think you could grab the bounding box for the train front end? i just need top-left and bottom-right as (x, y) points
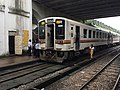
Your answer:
(38, 17), (68, 63)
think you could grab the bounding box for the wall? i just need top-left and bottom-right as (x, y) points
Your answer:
(0, 12), (5, 55)
(0, 0), (32, 55)
(0, 0), (6, 55)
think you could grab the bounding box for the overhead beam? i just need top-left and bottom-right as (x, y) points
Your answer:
(34, 0), (120, 19)
(72, 10), (120, 20)
(63, 3), (120, 14)
(42, 0), (69, 5)
(58, 1), (120, 12)
(50, 0), (109, 9)
(67, 6), (120, 16)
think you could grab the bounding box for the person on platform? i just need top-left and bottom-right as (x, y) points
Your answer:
(32, 40), (37, 57)
(27, 39), (32, 56)
(35, 39), (40, 58)
(89, 44), (94, 60)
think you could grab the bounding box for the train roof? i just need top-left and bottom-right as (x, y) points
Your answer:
(38, 17), (96, 28)
(38, 17), (120, 36)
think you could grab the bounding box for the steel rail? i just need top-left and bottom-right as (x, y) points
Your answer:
(112, 74), (120, 90)
(79, 53), (120, 90)
(0, 46), (118, 90)
(32, 47), (120, 90)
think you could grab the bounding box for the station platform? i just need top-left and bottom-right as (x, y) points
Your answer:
(0, 56), (38, 67)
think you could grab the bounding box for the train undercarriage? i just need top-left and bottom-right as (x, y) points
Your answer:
(40, 50), (79, 63)
(39, 42), (120, 63)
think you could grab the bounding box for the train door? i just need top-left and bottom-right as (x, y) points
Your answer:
(70, 24), (75, 49)
(108, 32), (112, 45)
(75, 26), (80, 51)
(107, 33), (110, 45)
(47, 24), (54, 48)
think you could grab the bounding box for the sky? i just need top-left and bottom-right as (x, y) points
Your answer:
(95, 16), (120, 31)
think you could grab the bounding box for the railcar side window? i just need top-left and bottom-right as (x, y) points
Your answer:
(39, 21), (45, 39)
(55, 19), (65, 39)
(103, 33), (105, 38)
(96, 32), (99, 38)
(71, 33), (73, 37)
(105, 33), (107, 38)
(101, 33), (103, 38)
(83, 29), (87, 38)
(93, 31), (95, 38)
(89, 30), (92, 38)
(71, 27), (73, 30)
(100, 32), (102, 38)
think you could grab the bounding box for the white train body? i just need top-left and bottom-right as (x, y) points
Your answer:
(38, 17), (120, 62)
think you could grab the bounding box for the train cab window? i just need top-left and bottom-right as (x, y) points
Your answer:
(93, 31), (95, 38)
(83, 29), (87, 38)
(89, 30), (92, 38)
(55, 19), (65, 39)
(39, 21), (45, 39)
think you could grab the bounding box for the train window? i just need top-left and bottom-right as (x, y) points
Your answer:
(96, 32), (99, 38)
(71, 27), (73, 30)
(71, 33), (73, 37)
(83, 29), (87, 38)
(100, 32), (102, 38)
(105, 33), (107, 38)
(108, 33), (110, 38)
(93, 31), (95, 38)
(103, 33), (105, 38)
(101, 33), (103, 38)
(89, 30), (92, 38)
(107, 33), (108, 38)
(39, 21), (45, 39)
(55, 19), (65, 39)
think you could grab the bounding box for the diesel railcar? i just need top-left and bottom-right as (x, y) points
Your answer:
(38, 17), (120, 63)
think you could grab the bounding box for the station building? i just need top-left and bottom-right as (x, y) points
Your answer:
(0, 0), (32, 56)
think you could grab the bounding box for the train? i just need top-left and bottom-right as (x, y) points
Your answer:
(38, 17), (120, 63)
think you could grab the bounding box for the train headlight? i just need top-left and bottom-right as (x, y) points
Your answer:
(41, 22), (45, 25)
(56, 20), (62, 24)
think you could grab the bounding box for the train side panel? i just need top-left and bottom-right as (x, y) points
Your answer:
(38, 17), (120, 63)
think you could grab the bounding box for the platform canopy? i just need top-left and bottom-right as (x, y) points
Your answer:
(33, 0), (120, 20)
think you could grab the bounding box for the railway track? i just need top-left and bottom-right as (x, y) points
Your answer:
(79, 53), (120, 90)
(0, 46), (119, 90)
(0, 61), (67, 90)
(42, 46), (120, 90)
(112, 74), (120, 90)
